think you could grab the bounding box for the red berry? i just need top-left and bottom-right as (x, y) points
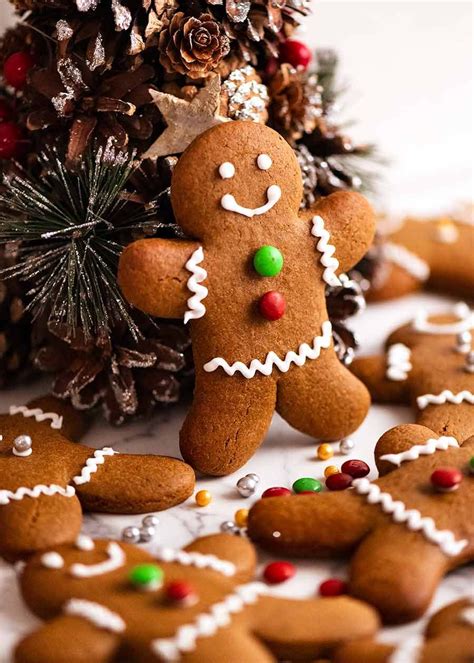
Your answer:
(279, 39), (312, 70)
(264, 57), (278, 78)
(0, 122), (24, 159)
(3, 51), (35, 89)
(164, 580), (198, 605)
(262, 486), (292, 498)
(341, 459), (370, 478)
(431, 467), (462, 492)
(0, 98), (13, 123)
(319, 578), (348, 597)
(259, 291), (286, 321)
(263, 561), (295, 584)
(325, 472), (353, 491)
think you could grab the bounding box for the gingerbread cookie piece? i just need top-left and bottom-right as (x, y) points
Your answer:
(350, 302), (474, 441)
(119, 121), (375, 476)
(0, 397), (195, 560)
(335, 598), (474, 662)
(248, 423), (473, 623)
(15, 533), (379, 662)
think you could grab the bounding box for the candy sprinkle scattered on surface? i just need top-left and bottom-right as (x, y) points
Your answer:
(195, 490), (212, 507)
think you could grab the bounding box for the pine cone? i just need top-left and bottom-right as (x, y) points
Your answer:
(34, 314), (193, 425)
(159, 12), (230, 80)
(325, 275), (365, 366)
(221, 64), (269, 122)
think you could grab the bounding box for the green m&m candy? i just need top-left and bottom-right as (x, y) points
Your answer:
(253, 245), (283, 277)
(129, 563), (164, 591)
(292, 477), (322, 494)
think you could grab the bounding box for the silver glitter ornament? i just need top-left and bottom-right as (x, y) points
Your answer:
(220, 521), (239, 535)
(465, 350), (474, 374)
(339, 438), (355, 455)
(139, 526), (156, 543)
(456, 330), (472, 354)
(142, 515), (159, 528)
(236, 474), (258, 497)
(12, 435), (32, 457)
(122, 526), (141, 544)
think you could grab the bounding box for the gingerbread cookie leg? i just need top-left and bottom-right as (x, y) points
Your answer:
(180, 370), (277, 476)
(276, 352), (370, 440)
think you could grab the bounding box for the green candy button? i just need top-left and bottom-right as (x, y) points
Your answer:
(129, 564), (164, 591)
(292, 477), (322, 494)
(253, 246), (283, 277)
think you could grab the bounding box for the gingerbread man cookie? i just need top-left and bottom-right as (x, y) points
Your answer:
(350, 302), (474, 441)
(0, 396), (194, 560)
(119, 121), (375, 475)
(335, 598), (474, 662)
(248, 423), (473, 623)
(15, 533), (379, 662)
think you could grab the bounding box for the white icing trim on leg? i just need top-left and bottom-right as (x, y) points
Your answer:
(184, 247), (208, 324)
(203, 321), (332, 378)
(155, 548), (235, 577)
(64, 598), (126, 633)
(413, 302), (474, 335)
(69, 542), (125, 578)
(311, 215), (341, 286)
(151, 582), (266, 661)
(9, 405), (63, 430)
(0, 484), (75, 505)
(381, 242), (430, 281)
(380, 436), (459, 466)
(386, 343), (412, 381)
(417, 390), (474, 410)
(72, 448), (116, 486)
(352, 478), (468, 557)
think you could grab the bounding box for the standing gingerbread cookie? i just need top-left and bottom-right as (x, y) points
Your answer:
(119, 121), (375, 475)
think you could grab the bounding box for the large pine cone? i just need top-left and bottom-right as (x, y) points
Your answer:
(159, 12), (230, 79)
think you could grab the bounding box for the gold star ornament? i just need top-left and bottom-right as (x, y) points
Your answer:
(142, 75), (229, 159)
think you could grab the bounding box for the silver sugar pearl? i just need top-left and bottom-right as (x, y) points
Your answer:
(122, 526), (141, 544)
(12, 434), (32, 456)
(465, 350), (474, 374)
(246, 473), (260, 484)
(456, 330), (472, 354)
(339, 438), (355, 455)
(220, 520), (239, 535)
(142, 514), (159, 528)
(139, 526), (156, 543)
(236, 475), (257, 497)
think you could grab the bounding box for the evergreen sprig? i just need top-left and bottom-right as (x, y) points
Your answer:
(0, 143), (157, 341)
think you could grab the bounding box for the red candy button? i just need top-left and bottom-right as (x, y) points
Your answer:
(325, 472), (353, 491)
(319, 578), (348, 597)
(263, 561), (295, 584)
(341, 459), (370, 478)
(431, 467), (462, 492)
(262, 486), (292, 498)
(165, 580), (198, 605)
(259, 291), (286, 321)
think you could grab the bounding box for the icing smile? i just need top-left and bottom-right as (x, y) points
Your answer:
(221, 185), (281, 218)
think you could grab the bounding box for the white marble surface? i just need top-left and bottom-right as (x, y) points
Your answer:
(0, 292), (472, 661)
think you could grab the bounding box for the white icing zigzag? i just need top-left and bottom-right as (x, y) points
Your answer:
(204, 321), (332, 378)
(0, 484), (75, 505)
(9, 405), (63, 430)
(381, 242), (430, 281)
(413, 302), (474, 335)
(151, 582), (266, 661)
(72, 448), (116, 486)
(352, 478), (468, 557)
(417, 390), (474, 410)
(386, 343), (412, 381)
(311, 215), (341, 286)
(155, 548), (235, 577)
(380, 436), (459, 466)
(65, 598), (126, 633)
(69, 541), (125, 578)
(184, 247), (208, 324)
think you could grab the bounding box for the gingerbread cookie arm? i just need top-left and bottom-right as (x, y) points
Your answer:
(334, 639), (394, 663)
(184, 533), (257, 582)
(118, 238), (200, 318)
(25, 396), (89, 441)
(375, 424), (442, 476)
(308, 191), (376, 274)
(250, 595), (379, 660)
(15, 614), (120, 663)
(350, 354), (410, 404)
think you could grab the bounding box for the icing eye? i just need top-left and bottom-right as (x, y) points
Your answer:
(219, 162), (235, 179)
(257, 154), (272, 170)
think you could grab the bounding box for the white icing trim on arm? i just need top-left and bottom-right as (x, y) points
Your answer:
(184, 247), (208, 324)
(413, 302), (474, 335)
(64, 598), (126, 633)
(386, 343), (412, 381)
(204, 321), (332, 378)
(151, 582), (266, 661)
(9, 405), (63, 430)
(220, 185), (281, 218)
(72, 448), (116, 486)
(380, 436), (459, 466)
(311, 215), (341, 286)
(0, 484), (75, 505)
(155, 548), (236, 577)
(417, 390), (474, 410)
(381, 242), (430, 281)
(69, 541), (125, 578)
(352, 478), (468, 557)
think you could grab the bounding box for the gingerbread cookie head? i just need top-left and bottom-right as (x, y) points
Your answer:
(16, 533), (379, 662)
(171, 122), (303, 239)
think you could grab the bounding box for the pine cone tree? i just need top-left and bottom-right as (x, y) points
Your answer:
(325, 275), (365, 366)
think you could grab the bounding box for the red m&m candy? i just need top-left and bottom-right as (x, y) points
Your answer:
(430, 467), (462, 492)
(164, 580), (198, 606)
(325, 472), (353, 491)
(341, 459), (370, 478)
(319, 578), (348, 597)
(263, 561), (295, 584)
(259, 291), (286, 321)
(262, 486), (291, 498)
